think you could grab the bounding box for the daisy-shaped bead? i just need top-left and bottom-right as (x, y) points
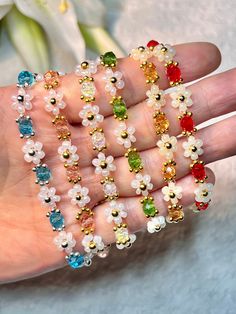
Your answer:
(146, 85), (166, 110)
(58, 141), (79, 165)
(114, 122), (136, 149)
(38, 186), (60, 207)
(170, 85), (193, 113)
(53, 231), (76, 254)
(22, 139), (45, 164)
(104, 200), (127, 224)
(183, 136), (204, 160)
(194, 183), (214, 203)
(44, 89), (66, 115)
(82, 234), (105, 254)
(68, 184), (90, 207)
(152, 43), (176, 62)
(11, 88), (33, 114)
(92, 152), (116, 177)
(102, 68), (125, 96)
(147, 215), (166, 233)
(130, 46), (151, 62)
(157, 134), (177, 159)
(75, 60), (98, 77)
(79, 104), (104, 128)
(162, 182), (183, 204)
(131, 173), (153, 196)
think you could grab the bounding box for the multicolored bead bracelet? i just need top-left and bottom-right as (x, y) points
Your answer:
(146, 40), (214, 212)
(11, 70), (88, 269)
(130, 46), (184, 223)
(99, 52), (166, 233)
(75, 59), (136, 249)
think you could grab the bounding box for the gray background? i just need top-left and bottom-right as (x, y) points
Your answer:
(0, 1), (236, 314)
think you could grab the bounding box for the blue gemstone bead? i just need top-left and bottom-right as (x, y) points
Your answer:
(49, 211), (64, 230)
(18, 71), (34, 87)
(18, 116), (34, 137)
(35, 165), (51, 183)
(66, 253), (85, 269)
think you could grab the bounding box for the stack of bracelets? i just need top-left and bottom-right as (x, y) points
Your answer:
(11, 40), (214, 270)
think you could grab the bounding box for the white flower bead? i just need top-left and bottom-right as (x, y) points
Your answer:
(103, 181), (117, 198)
(170, 85), (193, 113)
(130, 46), (151, 62)
(68, 184), (90, 207)
(194, 183), (214, 203)
(22, 139), (45, 164)
(131, 173), (153, 196)
(102, 68), (125, 96)
(44, 89), (66, 115)
(75, 60), (98, 77)
(162, 182), (183, 204)
(79, 104), (104, 128)
(114, 122), (136, 149)
(147, 216), (166, 233)
(38, 186), (60, 207)
(53, 231), (76, 254)
(152, 43), (176, 62)
(146, 85), (166, 110)
(82, 234), (105, 254)
(11, 88), (33, 114)
(58, 141), (79, 164)
(104, 200), (127, 224)
(92, 152), (116, 177)
(157, 134), (177, 159)
(182, 136), (204, 160)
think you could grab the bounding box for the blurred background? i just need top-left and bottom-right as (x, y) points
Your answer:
(0, 1), (236, 313)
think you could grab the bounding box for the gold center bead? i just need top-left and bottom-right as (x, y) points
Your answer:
(178, 95), (185, 102)
(140, 182), (147, 191)
(165, 142), (172, 149)
(110, 77), (117, 84)
(89, 241), (96, 250)
(121, 131), (128, 139)
(202, 191), (208, 197)
(112, 210), (119, 217)
(169, 192), (176, 198)
(87, 113), (94, 121)
(191, 145), (197, 152)
(100, 161), (107, 169)
(63, 150), (70, 159)
(76, 194), (82, 201)
(50, 97), (57, 105)
(81, 61), (89, 69)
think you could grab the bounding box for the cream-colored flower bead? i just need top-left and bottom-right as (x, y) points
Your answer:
(58, 141), (79, 164)
(146, 85), (166, 110)
(182, 136), (204, 160)
(22, 139), (45, 164)
(130, 46), (151, 62)
(53, 231), (76, 254)
(162, 182), (183, 205)
(92, 152), (116, 177)
(75, 60), (98, 77)
(11, 88), (33, 114)
(131, 173), (153, 196)
(157, 134), (177, 159)
(152, 43), (176, 62)
(44, 89), (66, 116)
(170, 85), (193, 113)
(79, 104), (104, 128)
(104, 200), (127, 224)
(114, 122), (136, 149)
(194, 183), (214, 203)
(147, 216), (166, 233)
(82, 234), (105, 254)
(68, 184), (90, 207)
(102, 68), (125, 96)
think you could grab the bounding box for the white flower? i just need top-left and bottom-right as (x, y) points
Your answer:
(102, 68), (125, 96)
(22, 139), (45, 164)
(194, 183), (214, 203)
(79, 104), (104, 128)
(152, 43), (176, 62)
(53, 231), (76, 254)
(92, 152), (116, 177)
(114, 226), (136, 250)
(130, 46), (151, 62)
(44, 89), (66, 115)
(11, 87), (33, 114)
(146, 85), (166, 110)
(82, 234), (105, 254)
(58, 141), (79, 164)
(162, 182), (183, 204)
(68, 184), (90, 207)
(38, 186), (60, 207)
(114, 122), (136, 149)
(183, 136), (204, 160)
(170, 85), (193, 113)
(131, 173), (153, 196)
(103, 181), (118, 199)
(157, 134), (177, 159)
(147, 216), (166, 233)
(104, 201), (127, 224)
(75, 60), (98, 77)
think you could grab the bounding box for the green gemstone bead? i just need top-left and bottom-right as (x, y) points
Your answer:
(128, 151), (142, 171)
(112, 98), (127, 119)
(142, 198), (157, 216)
(101, 51), (117, 67)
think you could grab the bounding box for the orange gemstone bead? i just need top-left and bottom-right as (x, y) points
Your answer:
(153, 111), (169, 134)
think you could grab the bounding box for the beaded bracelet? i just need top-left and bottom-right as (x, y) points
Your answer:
(146, 40), (214, 212)
(11, 70), (88, 269)
(99, 52), (166, 233)
(42, 70), (108, 259)
(130, 46), (184, 223)
(75, 59), (136, 249)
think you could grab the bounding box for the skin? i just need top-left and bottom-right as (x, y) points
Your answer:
(0, 42), (235, 284)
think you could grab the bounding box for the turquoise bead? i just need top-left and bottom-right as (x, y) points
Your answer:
(49, 211), (64, 230)
(66, 252), (84, 269)
(18, 71), (34, 87)
(35, 165), (51, 184)
(17, 116), (34, 137)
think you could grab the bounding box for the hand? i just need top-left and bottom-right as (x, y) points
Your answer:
(0, 42), (235, 283)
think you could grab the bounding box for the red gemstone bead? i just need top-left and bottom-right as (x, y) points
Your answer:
(147, 40), (159, 48)
(195, 201), (209, 211)
(180, 115), (195, 133)
(191, 162), (206, 181)
(166, 63), (181, 83)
